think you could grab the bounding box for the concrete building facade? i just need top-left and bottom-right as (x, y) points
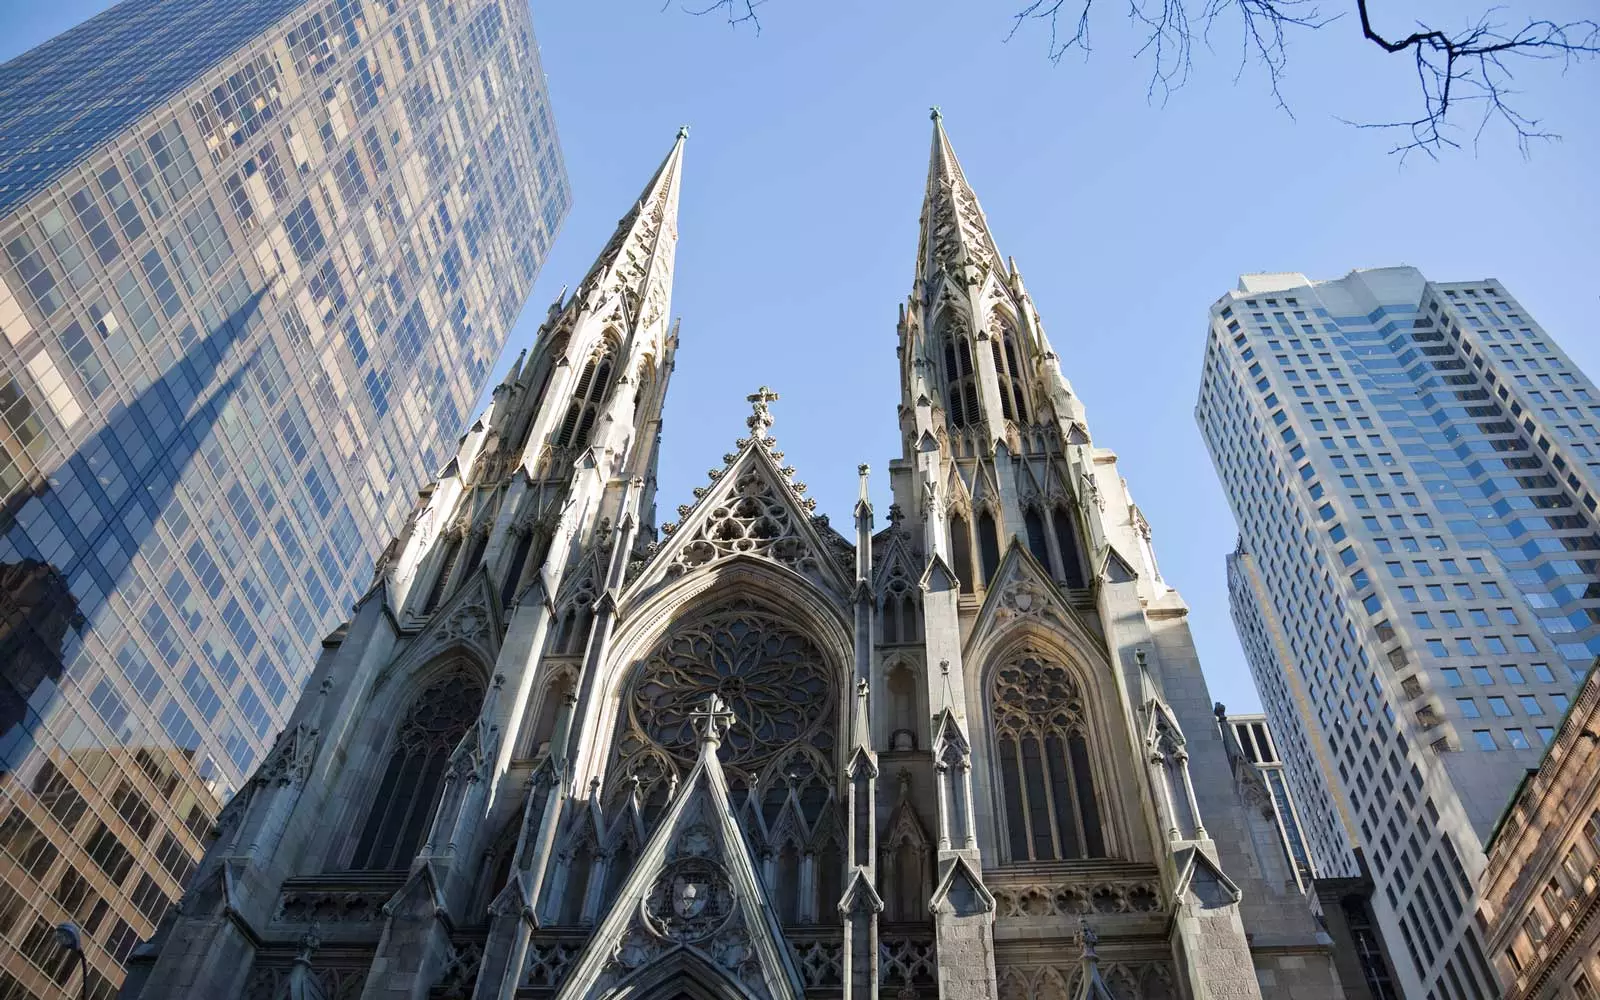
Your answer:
(0, 0), (567, 993)
(121, 118), (1354, 1000)
(1197, 266), (1600, 999)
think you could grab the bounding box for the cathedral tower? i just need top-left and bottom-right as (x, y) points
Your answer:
(123, 119), (1354, 1000)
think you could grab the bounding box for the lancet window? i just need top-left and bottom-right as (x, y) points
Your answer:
(607, 600), (841, 920)
(977, 510), (1002, 583)
(949, 512), (975, 594)
(989, 319), (1029, 424)
(990, 656), (1105, 861)
(550, 574), (596, 656)
(553, 337), (616, 449)
(1024, 506), (1051, 567)
(1052, 505), (1087, 589)
(421, 534), (462, 614)
(350, 668), (483, 870)
(879, 563), (921, 645)
(940, 320), (979, 429)
(499, 528), (537, 608)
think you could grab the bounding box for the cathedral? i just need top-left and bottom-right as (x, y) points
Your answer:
(121, 117), (1353, 1000)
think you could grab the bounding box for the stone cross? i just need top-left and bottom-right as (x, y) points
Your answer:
(691, 694), (735, 747)
(746, 386), (781, 437)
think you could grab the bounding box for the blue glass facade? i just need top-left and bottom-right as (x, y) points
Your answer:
(1198, 267), (1600, 1000)
(0, 0), (568, 994)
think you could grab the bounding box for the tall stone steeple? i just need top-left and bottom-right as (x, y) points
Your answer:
(119, 132), (688, 1000)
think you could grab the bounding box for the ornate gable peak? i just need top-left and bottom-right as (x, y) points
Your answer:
(383, 568), (501, 689)
(965, 542), (1099, 659)
(1071, 922), (1119, 1000)
(628, 390), (853, 599)
(552, 699), (804, 1000)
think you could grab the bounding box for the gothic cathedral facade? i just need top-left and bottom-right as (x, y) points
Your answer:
(122, 119), (1351, 1000)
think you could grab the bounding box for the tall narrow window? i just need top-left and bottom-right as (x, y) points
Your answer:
(977, 510), (1001, 585)
(1003, 329), (1029, 424)
(950, 514), (974, 594)
(991, 656), (1104, 861)
(943, 340), (966, 428)
(500, 530), (536, 608)
(351, 670), (483, 870)
(959, 340), (979, 425)
(990, 339), (1014, 420)
(422, 536), (462, 614)
(1024, 507), (1050, 566)
(554, 342), (615, 449)
(1052, 505), (1086, 589)
(458, 531), (487, 587)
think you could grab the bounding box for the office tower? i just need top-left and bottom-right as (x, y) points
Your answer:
(1217, 709), (1315, 885)
(126, 117), (1356, 1000)
(0, 0), (567, 993)
(1482, 658), (1600, 999)
(1197, 266), (1600, 998)
(1216, 707), (1403, 999)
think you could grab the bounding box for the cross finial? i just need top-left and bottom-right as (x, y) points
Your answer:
(746, 386), (781, 440)
(677, 124), (691, 139)
(690, 694), (735, 749)
(929, 106), (942, 121)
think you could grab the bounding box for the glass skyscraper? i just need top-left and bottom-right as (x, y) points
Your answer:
(0, 0), (568, 994)
(1196, 266), (1600, 1000)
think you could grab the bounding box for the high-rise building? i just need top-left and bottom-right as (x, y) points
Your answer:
(1197, 266), (1600, 998)
(1215, 708), (1403, 1000)
(1217, 709), (1314, 885)
(124, 117), (1357, 1000)
(0, 0), (567, 993)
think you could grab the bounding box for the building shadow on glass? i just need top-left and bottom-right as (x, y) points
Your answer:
(0, 287), (267, 777)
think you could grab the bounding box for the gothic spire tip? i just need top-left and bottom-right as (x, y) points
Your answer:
(677, 124), (691, 139)
(929, 105), (942, 121)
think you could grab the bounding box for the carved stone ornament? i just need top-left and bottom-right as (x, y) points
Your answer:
(993, 578), (1068, 630)
(644, 855), (736, 943)
(256, 723), (321, 788)
(990, 879), (1164, 919)
(443, 601), (490, 642)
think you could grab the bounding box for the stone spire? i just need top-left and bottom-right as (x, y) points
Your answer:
(919, 111), (1003, 288)
(572, 128), (687, 331)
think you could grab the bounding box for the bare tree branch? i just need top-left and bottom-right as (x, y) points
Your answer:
(677, 1), (1600, 157)
(1346, 1), (1600, 158)
(670, 0), (765, 33)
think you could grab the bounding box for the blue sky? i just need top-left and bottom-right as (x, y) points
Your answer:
(4, 1), (1598, 713)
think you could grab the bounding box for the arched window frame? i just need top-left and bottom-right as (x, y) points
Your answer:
(347, 664), (485, 871)
(986, 652), (1109, 863)
(553, 334), (618, 450)
(602, 597), (847, 925)
(948, 509), (975, 595)
(420, 531), (464, 615)
(988, 316), (1031, 426)
(976, 507), (1002, 584)
(937, 314), (979, 430)
(1050, 502), (1088, 589)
